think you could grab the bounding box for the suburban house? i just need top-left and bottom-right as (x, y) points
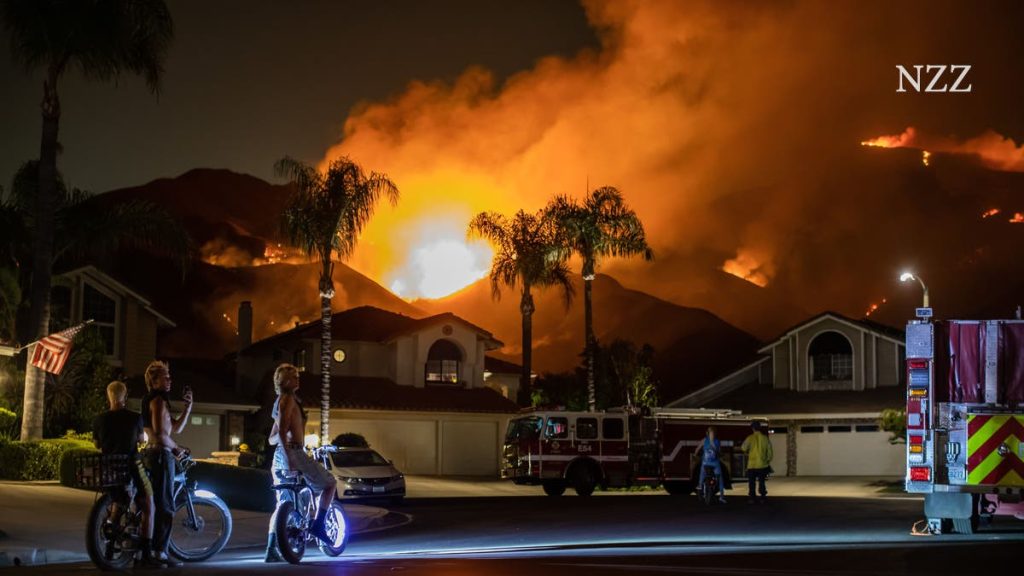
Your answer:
(51, 265), (176, 376)
(40, 265), (259, 458)
(668, 311), (906, 476)
(236, 304), (522, 476)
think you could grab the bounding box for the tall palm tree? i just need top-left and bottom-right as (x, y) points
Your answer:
(547, 187), (653, 412)
(277, 156), (399, 444)
(2, 0), (174, 440)
(469, 209), (574, 403)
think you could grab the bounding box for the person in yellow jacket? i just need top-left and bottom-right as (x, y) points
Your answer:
(741, 421), (773, 503)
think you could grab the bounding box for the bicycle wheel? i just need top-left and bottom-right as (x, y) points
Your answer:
(317, 500), (348, 557)
(274, 500), (306, 564)
(168, 494), (233, 562)
(85, 492), (135, 571)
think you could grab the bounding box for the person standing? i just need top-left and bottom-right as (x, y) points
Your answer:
(742, 421), (774, 503)
(694, 426), (727, 503)
(93, 380), (161, 568)
(142, 360), (192, 568)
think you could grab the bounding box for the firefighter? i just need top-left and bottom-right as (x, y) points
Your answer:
(742, 421), (773, 503)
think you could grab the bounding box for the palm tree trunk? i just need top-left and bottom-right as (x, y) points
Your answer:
(520, 287), (535, 404)
(585, 276), (596, 412)
(21, 73), (61, 441)
(319, 290), (332, 446)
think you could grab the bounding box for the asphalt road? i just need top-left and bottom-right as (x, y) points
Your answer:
(6, 492), (1023, 575)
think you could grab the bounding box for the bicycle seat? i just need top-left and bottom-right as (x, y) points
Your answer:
(273, 470), (304, 486)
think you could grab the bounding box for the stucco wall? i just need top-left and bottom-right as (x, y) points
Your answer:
(876, 339), (901, 387)
(772, 343), (791, 390)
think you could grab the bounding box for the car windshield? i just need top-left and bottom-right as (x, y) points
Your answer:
(505, 416), (543, 441)
(330, 450), (390, 468)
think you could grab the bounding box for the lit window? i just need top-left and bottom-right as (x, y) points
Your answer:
(425, 340), (461, 385)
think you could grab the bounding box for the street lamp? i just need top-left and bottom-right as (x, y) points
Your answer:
(900, 271), (929, 308)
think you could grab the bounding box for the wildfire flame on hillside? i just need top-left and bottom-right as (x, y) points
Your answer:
(1012, 213), (1024, 224)
(722, 249), (771, 288)
(861, 127), (1024, 172)
(982, 208), (1001, 218)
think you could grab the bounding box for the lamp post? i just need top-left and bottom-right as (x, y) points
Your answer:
(900, 272), (929, 308)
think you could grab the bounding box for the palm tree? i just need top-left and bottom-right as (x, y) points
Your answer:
(277, 156), (399, 444)
(547, 187), (653, 412)
(2, 0), (174, 440)
(469, 209), (574, 403)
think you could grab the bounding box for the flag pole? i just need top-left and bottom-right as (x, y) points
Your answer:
(13, 319), (95, 353)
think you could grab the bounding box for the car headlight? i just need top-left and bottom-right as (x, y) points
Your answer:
(337, 476), (363, 484)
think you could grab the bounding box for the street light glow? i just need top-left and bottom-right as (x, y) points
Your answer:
(899, 271), (929, 308)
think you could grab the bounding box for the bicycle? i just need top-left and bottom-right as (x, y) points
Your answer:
(272, 445), (348, 564)
(698, 464), (720, 506)
(80, 451), (233, 570)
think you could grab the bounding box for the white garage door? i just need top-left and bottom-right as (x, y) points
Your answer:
(331, 418), (438, 475)
(176, 413), (221, 459)
(796, 424), (904, 476)
(441, 421), (498, 476)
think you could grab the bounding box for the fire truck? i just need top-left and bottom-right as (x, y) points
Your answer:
(501, 407), (762, 496)
(905, 317), (1024, 533)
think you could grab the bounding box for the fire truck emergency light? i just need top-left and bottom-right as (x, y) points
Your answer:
(909, 467), (931, 482)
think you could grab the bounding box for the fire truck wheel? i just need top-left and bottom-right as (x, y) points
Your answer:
(542, 481), (566, 497)
(570, 465), (597, 497)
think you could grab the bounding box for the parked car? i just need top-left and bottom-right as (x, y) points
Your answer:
(327, 447), (406, 504)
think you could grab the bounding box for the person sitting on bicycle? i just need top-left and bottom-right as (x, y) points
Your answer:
(141, 360), (193, 569)
(694, 426), (727, 503)
(274, 363), (337, 541)
(93, 380), (162, 569)
(264, 363), (310, 562)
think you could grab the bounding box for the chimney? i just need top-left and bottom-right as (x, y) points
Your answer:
(238, 301), (253, 351)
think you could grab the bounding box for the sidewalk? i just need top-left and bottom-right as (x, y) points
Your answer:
(0, 481), (403, 567)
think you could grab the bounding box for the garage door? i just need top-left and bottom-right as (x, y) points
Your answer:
(796, 424), (904, 476)
(442, 421), (498, 476)
(177, 413), (221, 459)
(331, 418), (438, 475)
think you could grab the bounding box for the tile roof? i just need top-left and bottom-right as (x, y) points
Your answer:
(701, 381), (904, 415)
(125, 357), (259, 407)
(242, 306), (501, 354)
(297, 372), (520, 414)
(484, 355), (523, 374)
(762, 310), (904, 347)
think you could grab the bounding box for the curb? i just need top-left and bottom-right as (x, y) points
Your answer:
(0, 547), (87, 568)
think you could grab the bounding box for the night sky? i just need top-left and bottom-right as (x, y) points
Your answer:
(4, 0), (1024, 324)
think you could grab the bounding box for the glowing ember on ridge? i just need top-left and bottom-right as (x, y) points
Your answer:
(921, 150), (931, 166)
(1011, 213), (1024, 224)
(983, 208), (1001, 218)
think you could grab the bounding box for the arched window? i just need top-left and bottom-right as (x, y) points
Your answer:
(808, 331), (853, 383)
(425, 339), (461, 385)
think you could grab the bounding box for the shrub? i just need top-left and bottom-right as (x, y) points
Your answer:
(189, 461), (275, 512)
(332, 432), (369, 448)
(59, 446), (102, 488)
(0, 438), (94, 481)
(0, 407), (16, 440)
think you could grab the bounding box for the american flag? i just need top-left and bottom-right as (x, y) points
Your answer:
(30, 322), (89, 375)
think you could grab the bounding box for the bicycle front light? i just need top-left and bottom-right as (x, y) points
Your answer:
(194, 488), (217, 499)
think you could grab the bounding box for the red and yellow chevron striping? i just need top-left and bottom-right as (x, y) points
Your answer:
(967, 414), (1024, 486)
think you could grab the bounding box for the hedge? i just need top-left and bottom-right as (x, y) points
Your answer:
(0, 438), (95, 481)
(59, 446), (102, 487)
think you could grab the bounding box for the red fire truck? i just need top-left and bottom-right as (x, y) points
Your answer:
(501, 407), (762, 496)
(905, 318), (1024, 533)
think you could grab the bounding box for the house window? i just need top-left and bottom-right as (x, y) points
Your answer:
(425, 339), (461, 385)
(82, 282), (117, 356)
(828, 425), (852, 433)
(293, 348), (307, 371)
(800, 425), (824, 433)
(809, 330), (853, 382)
(576, 417), (598, 440)
(855, 424), (880, 432)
